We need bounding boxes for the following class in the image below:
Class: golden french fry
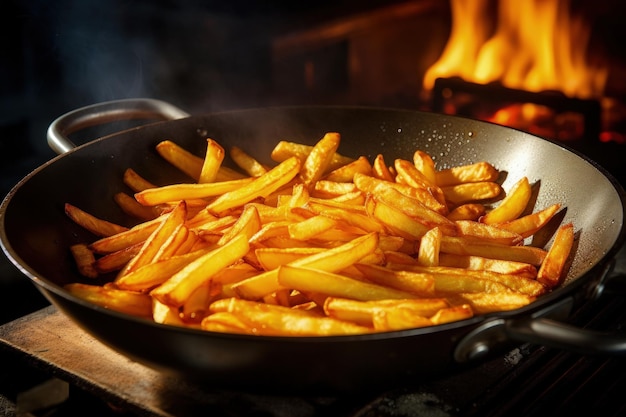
[435,161,499,186]
[65,283,153,318]
[412,150,437,185]
[417,226,442,266]
[135,178,254,206]
[278,264,419,301]
[365,185,457,235]
[372,308,433,331]
[232,232,379,300]
[230,145,269,177]
[156,140,204,181]
[300,132,341,187]
[441,182,503,206]
[354,172,447,214]
[353,263,435,296]
[446,203,486,221]
[255,247,324,271]
[481,177,532,224]
[372,154,395,181]
[207,157,301,215]
[94,243,142,273]
[206,297,371,336]
[217,204,261,246]
[324,297,449,327]
[115,248,211,292]
[497,203,561,238]
[123,168,157,192]
[430,304,473,325]
[394,158,446,205]
[323,156,372,182]
[70,243,98,279]
[455,220,523,245]
[89,217,163,253]
[151,234,250,307]
[65,203,129,237]
[440,235,547,266]
[288,215,339,241]
[199,139,225,184]
[537,222,575,289]
[438,253,537,279]
[366,198,431,240]
[447,292,535,314]
[271,140,354,171]
[121,201,188,275]
[312,180,358,198]
[389,263,546,296]
[114,192,160,221]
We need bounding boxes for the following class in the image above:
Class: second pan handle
[47,98,190,154]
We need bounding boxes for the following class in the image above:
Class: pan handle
[47,98,190,154]
[455,261,626,361]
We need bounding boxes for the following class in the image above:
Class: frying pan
[1,98,625,394]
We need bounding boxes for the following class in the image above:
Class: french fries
[62,131,576,336]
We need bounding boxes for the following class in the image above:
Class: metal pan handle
[46,98,190,154]
[455,260,626,361]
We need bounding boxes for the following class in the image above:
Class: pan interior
[1,106,624,300]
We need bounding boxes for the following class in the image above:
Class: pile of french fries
[64,132,575,336]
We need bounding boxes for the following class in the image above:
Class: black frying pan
[1,99,625,394]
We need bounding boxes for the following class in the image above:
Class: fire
[423,0,609,100]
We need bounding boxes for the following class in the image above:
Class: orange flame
[423,0,608,99]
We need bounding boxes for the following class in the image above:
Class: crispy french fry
[135,178,254,206]
[455,220,523,245]
[440,235,547,266]
[323,156,372,182]
[207,157,301,215]
[300,132,341,187]
[353,263,435,296]
[435,161,499,186]
[70,243,98,278]
[230,145,269,177]
[199,139,225,184]
[438,253,537,279]
[121,201,188,275]
[481,177,532,224]
[65,203,128,237]
[151,234,250,307]
[114,192,160,221]
[537,222,575,289]
[65,283,153,318]
[278,264,419,301]
[324,297,449,327]
[417,226,442,266]
[446,203,486,221]
[271,140,354,171]
[372,308,433,331]
[497,203,561,238]
[441,181,503,206]
[430,304,473,325]
[156,140,204,181]
[115,248,211,291]
[232,232,379,300]
[94,242,143,273]
[412,150,437,185]
[123,168,157,192]
[372,154,395,181]
[206,297,371,336]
